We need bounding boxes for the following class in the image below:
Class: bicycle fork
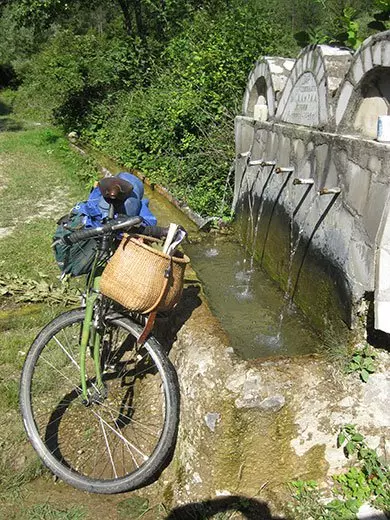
[80,276,105,404]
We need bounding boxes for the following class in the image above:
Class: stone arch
[242,57,295,120]
[335,32,390,138]
[276,45,351,128]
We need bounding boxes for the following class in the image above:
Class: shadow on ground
[0,100,11,115]
[154,284,202,351]
[0,100,25,131]
[164,496,287,519]
[0,117,24,132]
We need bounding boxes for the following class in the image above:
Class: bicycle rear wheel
[20,308,180,494]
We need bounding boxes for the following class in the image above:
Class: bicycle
[19,213,181,494]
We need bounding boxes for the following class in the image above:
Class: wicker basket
[100,235,189,313]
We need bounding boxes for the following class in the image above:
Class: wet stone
[204,412,221,432]
[236,394,285,412]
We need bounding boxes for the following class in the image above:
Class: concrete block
[326,210,354,261]
[268,132,279,158]
[293,139,306,163]
[352,56,364,85]
[364,182,389,243]
[362,46,373,72]
[375,299,390,333]
[335,81,353,126]
[368,154,382,174]
[283,59,295,71]
[323,156,338,187]
[353,93,388,139]
[376,246,390,296]
[267,86,275,115]
[254,104,268,122]
[372,41,382,66]
[382,40,390,67]
[348,237,374,290]
[344,162,371,216]
[318,80,328,125]
[315,63,325,82]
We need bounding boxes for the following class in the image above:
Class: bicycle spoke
[52,335,80,370]
[100,417,118,479]
[21,310,178,489]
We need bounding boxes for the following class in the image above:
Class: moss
[162,481,174,511]
[235,198,353,349]
[210,395,329,510]
[117,497,149,519]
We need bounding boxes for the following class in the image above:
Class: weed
[345,345,377,382]
[0,273,80,305]
[117,496,150,519]
[287,426,390,519]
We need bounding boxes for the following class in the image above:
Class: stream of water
[185,234,321,360]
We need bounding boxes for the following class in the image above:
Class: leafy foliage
[2,0,388,216]
[345,345,377,382]
[288,425,390,519]
[2,0,297,217]
[0,273,80,305]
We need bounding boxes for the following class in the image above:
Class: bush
[12,0,297,216]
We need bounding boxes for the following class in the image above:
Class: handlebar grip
[64,226,105,245]
[141,226,169,239]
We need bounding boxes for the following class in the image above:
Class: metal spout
[275,166,294,174]
[293,178,315,185]
[260,160,276,167]
[319,187,341,195]
[248,159,264,166]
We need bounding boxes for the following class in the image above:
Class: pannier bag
[53,212,98,277]
[100,236,189,313]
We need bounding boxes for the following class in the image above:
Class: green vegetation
[1,0,386,216]
[288,425,390,519]
[345,345,377,382]
[24,503,86,520]
[0,108,94,517]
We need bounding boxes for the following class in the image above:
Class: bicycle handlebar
[60,216,171,246]
[63,216,143,245]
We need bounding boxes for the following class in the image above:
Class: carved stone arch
[276,45,351,128]
[242,57,295,120]
[335,31,390,138]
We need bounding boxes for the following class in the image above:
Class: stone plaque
[282,72,319,126]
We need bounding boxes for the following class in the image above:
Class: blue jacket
[73,172,157,227]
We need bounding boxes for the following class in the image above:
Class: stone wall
[234,32,390,335]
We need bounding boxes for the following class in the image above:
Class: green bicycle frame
[79,275,105,401]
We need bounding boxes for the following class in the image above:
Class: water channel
[86,148,321,360]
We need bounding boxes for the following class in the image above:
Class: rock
[204,412,221,432]
[67,131,78,142]
[357,504,387,519]
[258,395,286,412]
[235,394,285,412]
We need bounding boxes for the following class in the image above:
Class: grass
[25,503,86,520]
[0,112,96,279]
[0,92,97,516]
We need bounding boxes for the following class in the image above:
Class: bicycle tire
[20,308,180,494]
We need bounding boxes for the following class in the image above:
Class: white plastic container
[377,115,390,142]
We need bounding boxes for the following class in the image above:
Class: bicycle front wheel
[20,308,180,494]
